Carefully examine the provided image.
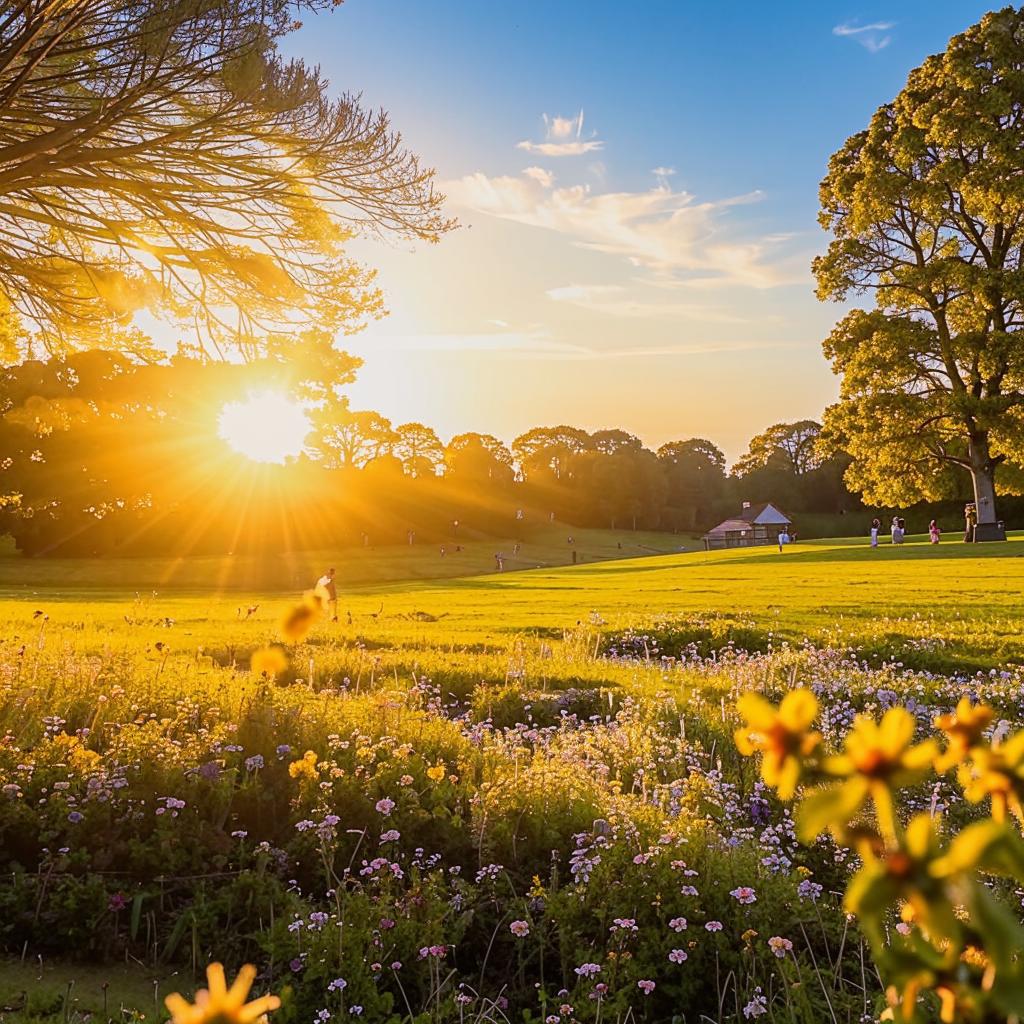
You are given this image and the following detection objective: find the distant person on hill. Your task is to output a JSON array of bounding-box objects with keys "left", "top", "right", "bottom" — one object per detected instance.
[
  {"left": 870, "top": 518, "right": 881, "bottom": 548},
  {"left": 440, "top": 546, "right": 446, "bottom": 557},
  {"left": 315, "top": 568, "right": 338, "bottom": 622},
  {"left": 891, "top": 517, "right": 904, "bottom": 545},
  {"left": 929, "top": 519, "right": 942, "bottom": 544},
  {"left": 777, "top": 528, "right": 790, "bottom": 552},
  {"left": 898, "top": 517, "right": 907, "bottom": 542}
]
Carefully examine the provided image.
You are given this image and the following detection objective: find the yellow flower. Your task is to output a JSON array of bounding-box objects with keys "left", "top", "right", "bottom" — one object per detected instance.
[
  {"left": 827, "top": 709, "right": 937, "bottom": 785},
  {"left": 800, "top": 709, "right": 937, "bottom": 844},
  {"left": 288, "top": 750, "right": 319, "bottom": 781},
  {"left": 250, "top": 646, "right": 288, "bottom": 678},
  {"left": 426, "top": 763, "right": 446, "bottom": 783},
  {"left": 165, "top": 963, "right": 280, "bottom": 1024},
  {"left": 934, "top": 698, "right": 993, "bottom": 771},
  {"left": 734, "top": 689, "right": 821, "bottom": 799},
  {"left": 960, "top": 945, "right": 989, "bottom": 970},
  {"left": 280, "top": 592, "right": 322, "bottom": 643},
  {"left": 844, "top": 814, "right": 958, "bottom": 945},
  {"left": 957, "top": 731, "right": 1024, "bottom": 823}
]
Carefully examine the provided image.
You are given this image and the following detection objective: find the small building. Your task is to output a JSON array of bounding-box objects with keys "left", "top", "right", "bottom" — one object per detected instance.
[{"left": 702, "top": 502, "right": 792, "bottom": 550}]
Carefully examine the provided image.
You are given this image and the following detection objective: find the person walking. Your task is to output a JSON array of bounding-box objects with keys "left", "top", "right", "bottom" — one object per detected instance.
[
  {"left": 870, "top": 518, "right": 880, "bottom": 548},
  {"left": 315, "top": 568, "right": 338, "bottom": 622},
  {"left": 929, "top": 519, "right": 942, "bottom": 544}
]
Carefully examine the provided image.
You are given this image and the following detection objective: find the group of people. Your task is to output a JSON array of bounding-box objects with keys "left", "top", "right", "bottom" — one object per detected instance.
[{"left": 869, "top": 516, "right": 944, "bottom": 547}]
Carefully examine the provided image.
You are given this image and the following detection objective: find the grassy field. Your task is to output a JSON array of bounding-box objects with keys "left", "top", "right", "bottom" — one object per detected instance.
[
  {"left": 0, "top": 525, "right": 690, "bottom": 593},
  {"left": 2, "top": 529, "right": 1022, "bottom": 672},
  {"left": 3, "top": 531, "right": 1024, "bottom": 1022}
]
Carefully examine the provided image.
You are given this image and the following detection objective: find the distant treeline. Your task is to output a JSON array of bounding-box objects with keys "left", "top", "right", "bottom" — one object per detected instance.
[{"left": 0, "top": 350, "right": 982, "bottom": 557}]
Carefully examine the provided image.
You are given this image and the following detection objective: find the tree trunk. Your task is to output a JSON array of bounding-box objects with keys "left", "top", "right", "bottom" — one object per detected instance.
[{"left": 968, "top": 433, "right": 1005, "bottom": 540}]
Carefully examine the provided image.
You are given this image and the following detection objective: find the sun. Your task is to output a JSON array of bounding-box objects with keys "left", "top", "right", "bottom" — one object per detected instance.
[{"left": 217, "top": 390, "right": 311, "bottom": 464}]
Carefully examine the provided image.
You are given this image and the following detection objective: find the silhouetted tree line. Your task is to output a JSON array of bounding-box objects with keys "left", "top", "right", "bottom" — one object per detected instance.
[{"left": 0, "top": 350, "right": 979, "bottom": 557}]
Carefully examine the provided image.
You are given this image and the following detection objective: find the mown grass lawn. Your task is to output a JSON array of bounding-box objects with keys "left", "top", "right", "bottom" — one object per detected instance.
[{"left": 1, "top": 531, "right": 1021, "bottom": 672}]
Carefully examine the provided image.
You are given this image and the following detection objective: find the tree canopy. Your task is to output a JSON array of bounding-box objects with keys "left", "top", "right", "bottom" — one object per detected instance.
[
  {"left": 0, "top": 0, "right": 454, "bottom": 357},
  {"left": 815, "top": 6, "right": 1024, "bottom": 528}
]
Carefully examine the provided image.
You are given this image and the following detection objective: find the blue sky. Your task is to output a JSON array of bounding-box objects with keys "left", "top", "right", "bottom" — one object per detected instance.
[{"left": 286, "top": 1, "right": 997, "bottom": 462}]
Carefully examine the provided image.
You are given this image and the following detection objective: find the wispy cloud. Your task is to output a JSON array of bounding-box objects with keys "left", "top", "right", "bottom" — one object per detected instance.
[
  {"left": 362, "top": 327, "right": 792, "bottom": 361},
  {"left": 833, "top": 20, "right": 894, "bottom": 53},
  {"left": 517, "top": 109, "right": 604, "bottom": 157},
  {"left": 546, "top": 283, "right": 763, "bottom": 323},
  {"left": 446, "top": 168, "right": 802, "bottom": 289}
]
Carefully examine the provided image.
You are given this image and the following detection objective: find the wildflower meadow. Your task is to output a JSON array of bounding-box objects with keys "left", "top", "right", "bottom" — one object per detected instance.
[{"left": 3, "top": 538, "right": 1024, "bottom": 1022}]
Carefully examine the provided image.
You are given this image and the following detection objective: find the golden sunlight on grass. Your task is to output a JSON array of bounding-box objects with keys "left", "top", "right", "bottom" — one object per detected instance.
[{"left": 217, "top": 390, "right": 311, "bottom": 464}]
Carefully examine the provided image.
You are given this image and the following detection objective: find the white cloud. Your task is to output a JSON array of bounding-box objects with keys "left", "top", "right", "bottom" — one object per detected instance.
[
  {"left": 517, "top": 109, "right": 604, "bottom": 157},
  {"left": 447, "top": 169, "right": 800, "bottom": 289},
  {"left": 522, "top": 166, "right": 555, "bottom": 188},
  {"left": 833, "top": 20, "right": 894, "bottom": 53},
  {"left": 545, "top": 112, "right": 583, "bottom": 140}
]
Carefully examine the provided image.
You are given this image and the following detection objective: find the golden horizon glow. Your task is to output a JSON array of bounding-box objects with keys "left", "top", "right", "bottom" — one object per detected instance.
[{"left": 217, "top": 390, "right": 310, "bottom": 464}]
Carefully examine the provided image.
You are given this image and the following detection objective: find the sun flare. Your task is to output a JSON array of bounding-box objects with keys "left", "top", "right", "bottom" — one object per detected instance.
[{"left": 217, "top": 390, "right": 311, "bottom": 464}]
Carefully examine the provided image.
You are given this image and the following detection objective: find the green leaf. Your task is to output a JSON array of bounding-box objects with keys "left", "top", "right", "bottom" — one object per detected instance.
[
  {"left": 942, "top": 820, "right": 1024, "bottom": 879},
  {"left": 129, "top": 892, "right": 145, "bottom": 942},
  {"left": 796, "top": 778, "right": 868, "bottom": 843}
]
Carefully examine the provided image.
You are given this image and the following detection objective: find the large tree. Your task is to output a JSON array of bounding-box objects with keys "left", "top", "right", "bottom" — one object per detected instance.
[
  {"left": 657, "top": 438, "right": 726, "bottom": 528},
  {"left": 308, "top": 407, "right": 396, "bottom": 469},
  {"left": 512, "top": 426, "right": 592, "bottom": 483},
  {"left": 815, "top": 7, "right": 1024, "bottom": 536},
  {"left": 733, "top": 421, "right": 823, "bottom": 478},
  {"left": 445, "top": 433, "right": 513, "bottom": 484},
  {"left": 392, "top": 422, "right": 445, "bottom": 478},
  {"left": 0, "top": 0, "right": 453, "bottom": 356}
]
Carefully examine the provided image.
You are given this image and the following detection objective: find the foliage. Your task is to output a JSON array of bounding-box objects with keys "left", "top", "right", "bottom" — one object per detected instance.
[
  {"left": 733, "top": 421, "right": 824, "bottom": 478},
  {"left": 815, "top": 7, "right": 1024, "bottom": 524},
  {"left": 0, "top": 352, "right": 878, "bottom": 556},
  {"left": 0, "top": 0, "right": 454, "bottom": 355},
  {"left": 737, "top": 690, "right": 1024, "bottom": 1022}
]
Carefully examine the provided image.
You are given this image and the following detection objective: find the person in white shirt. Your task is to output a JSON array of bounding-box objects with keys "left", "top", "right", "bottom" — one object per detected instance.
[{"left": 315, "top": 568, "right": 338, "bottom": 622}]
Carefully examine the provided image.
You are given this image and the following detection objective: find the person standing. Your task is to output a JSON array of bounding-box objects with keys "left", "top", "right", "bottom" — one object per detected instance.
[
  {"left": 870, "top": 518, "right": 880, "bottom": 548},
  {"left": 929, "top": 519, "right": 941, "bottom": 544},
  {"left": 315, "top": 568, "right": 338, "bottom": 622},
  {"left": 964, "top": 503, "right": 977, "bottom": 543},
  {"left": 891, "top": 517, "right": 902, "bottom": 545}
]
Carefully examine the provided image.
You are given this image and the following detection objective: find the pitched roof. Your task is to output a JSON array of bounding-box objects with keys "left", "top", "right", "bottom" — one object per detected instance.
[
  {"left": 703, "top": 518, "right": 756, "bottom": 538},
  {"left": 738, "top": 502, "right": 791, "bottom": 525}
]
